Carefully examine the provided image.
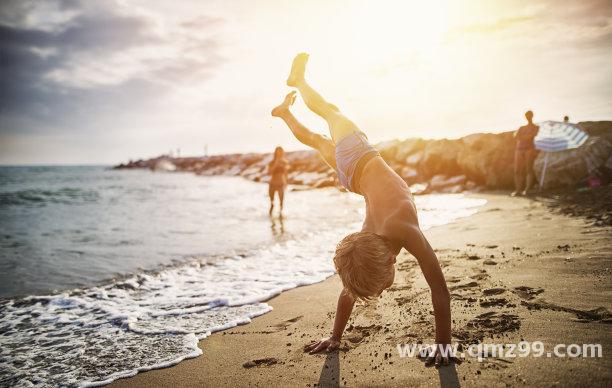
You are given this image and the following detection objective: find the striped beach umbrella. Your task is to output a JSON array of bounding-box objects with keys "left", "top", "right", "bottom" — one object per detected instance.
[
  {"left": 534, "top": 121, "right": 588, "bottom": 152},
  {"left": 534, "top": 121, "right": 589, "bottom": 188}
]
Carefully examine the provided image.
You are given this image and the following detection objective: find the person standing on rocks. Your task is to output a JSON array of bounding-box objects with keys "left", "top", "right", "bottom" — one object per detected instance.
[
  {"left": 268, "top": 146, "right": 289, "bottom": 216},
  {"left": 512, "top": 110, "right": 539, "bottom": 196}
]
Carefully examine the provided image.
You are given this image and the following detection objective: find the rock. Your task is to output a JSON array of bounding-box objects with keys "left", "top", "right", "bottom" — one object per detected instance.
[
  {"left": 405, "top": 150, "right": 424, "bottom": 166},
  {"left": 427, "top": 175, "right": 467, "bottom": 191},
  {"left": 409, "top": 183, "right": 428, "bottom": 195},
  {"left": 113, "top": 121, "right": 612, "bottom": 192},
  {"left": 237, "top": 153, "right": 263, "bottom": 168},
  {"left": 396, "top": 138, "right": 428, "bottom": 161},
  {"left": 418, "top": 139, "right": 463, "bottom": 179},
  {"left": 456, "top": 132, "right": 515, "bottom": 188},
  {"left": 151, "top": 159, "right": 176, "bottom": 172},
  {"left": 579, "top": 121, "right": 612, "bottom": 139},
  {"left": 398, "top": 166, "right": 419, "bottom": 184},
  {"left": 429, "top": 174, "right": 449, "bottom": 186},
  {"left": 225, "top": 165, "right": 243, "bottom": 176},
  {"left": 241, "top": 165, "right": 264, "bottom": 179},
  {"left": 376, "top": 139, "right": 401, "bottom": 161},
  {"left": 314, "top": 176, "right": 336, "bottom": 188},
  {"left": 465, "top": 180, "right": 478, "bottom": 191},
  {"left": 290, "top": 171, "right": 329, "bottom": 186},
  {"left": 442, "top": 184, "right": 464, "bottom": 194},
  {"left": 534, "top": 136, "right": 612, "bottom": 189},
  {"left": 446, "top": 175, "right": 467, "bottom": 185},
  {"left": 377, "top": 138, "right": 430, "bottom": 164}
]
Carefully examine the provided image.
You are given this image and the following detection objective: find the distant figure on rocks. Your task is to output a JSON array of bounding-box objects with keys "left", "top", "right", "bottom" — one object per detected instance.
[
  {"left": 268, "top": 146, "right": 289, "bottom": 215},
  {"left": 512, "top": 110, "right": 539, "bottom": 196},
  {"left": 563, "top": 115, "right": 569, "bottom": 123}
]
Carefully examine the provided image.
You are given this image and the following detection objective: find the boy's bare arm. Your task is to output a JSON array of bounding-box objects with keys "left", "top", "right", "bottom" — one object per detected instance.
[
  {"left": 397, "top": 224, "right": 455, "bottom": 366},
  {"left": 304, "top": 288, "right": 354, "bottom": 354},
  {"left": 400, "top": 225, "right": 451, "bottom": 343},
  {"left": 384, "top": 214, "right": 451, "bottom": 343}
]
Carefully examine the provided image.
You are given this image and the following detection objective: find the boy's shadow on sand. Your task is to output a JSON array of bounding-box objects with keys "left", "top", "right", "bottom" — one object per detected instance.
[
  {"left": 437, "top": 363, "right": 461, "bottom": 388},
  {"left": 420, "top": 356, "right": 461, "bottom": 388},
  {"left": 317, "top": 351, "right": 339, "bottom": 388},
  {"left": 316, "top": 352, "right": 461, "bottom": 388}
]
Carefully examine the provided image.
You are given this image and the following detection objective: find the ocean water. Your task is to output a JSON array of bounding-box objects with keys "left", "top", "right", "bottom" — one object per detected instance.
[{"left": 0, "top": 166, "right": 486, "bottom": 387}]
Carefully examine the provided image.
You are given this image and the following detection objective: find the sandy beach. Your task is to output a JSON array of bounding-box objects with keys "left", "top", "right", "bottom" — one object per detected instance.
[{"left": 110, "top": 189, "right": 611, "bottom": 387}]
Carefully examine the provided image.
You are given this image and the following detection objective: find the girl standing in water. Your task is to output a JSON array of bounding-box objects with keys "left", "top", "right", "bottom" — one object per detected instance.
[{"left": 268, "top": 146, "right": 289, "bottom": 215}]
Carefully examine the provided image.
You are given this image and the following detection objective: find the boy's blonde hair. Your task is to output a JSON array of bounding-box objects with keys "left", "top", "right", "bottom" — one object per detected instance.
[{"left": 333, "top": 231, "right": 394, "bottom": 301}]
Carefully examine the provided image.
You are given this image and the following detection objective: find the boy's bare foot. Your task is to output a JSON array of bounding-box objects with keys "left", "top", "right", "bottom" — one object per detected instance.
[
  {"left": 286, "top": 53, "right": 309, "bottom": 87},
  {"left": 271, "top": 91, "right": 297, "bottom": 117}
]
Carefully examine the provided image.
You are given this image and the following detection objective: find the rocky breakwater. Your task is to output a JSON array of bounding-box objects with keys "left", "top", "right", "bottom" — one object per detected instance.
[
  {"left": 114, "top": 121, "right": 611, "bottom": 193},
  {"left": 114, "top": 151, "right": 338, "bottom": 190}
]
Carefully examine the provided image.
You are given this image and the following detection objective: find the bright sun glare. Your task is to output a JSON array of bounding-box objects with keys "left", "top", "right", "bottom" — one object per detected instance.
[{"left": 307, "top": 1, "right": 451, "bottom": 71}]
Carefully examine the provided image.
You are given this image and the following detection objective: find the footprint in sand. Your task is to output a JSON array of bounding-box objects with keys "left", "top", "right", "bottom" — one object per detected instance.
[
  {"left": 343, "top": 324, "right": 382, "bottom": 345},
  {"left": 271, "top": 315, "right": 303, "bottom": 331},
  {"left": 397, "top": 261, "right": 417, "bottom": 271},
  {"left": 394, "top": 295, "right": 414, "bottom": 306},
  {"left": 480, "top": 298, "right": 514, "bottom": 308},
  {"left": 387, "top": 284, "right": 412, "bottom": 292},
  {"left": 454, "top": 312, "right": 521, "bottom": 344},
  {"left": 470, "top": 269, "right": 489, "bottom": 281},
  {"left": 482, "top": 287, "right": 506, "bottom": 296},
  {"left": 445, "top": 276, "right": 462, "bottom": 283},
  {"left": 450, "top": 281, "right": 479, "bottom": 291},
  {"left": 511, "top": 286, "right": 544, "bottom": 300},
  {"left": 242, "top": 358, "right": 279, "bottom": 368},
  {"left": 521, "top": 299, "right": 611, "bottom": 322}
]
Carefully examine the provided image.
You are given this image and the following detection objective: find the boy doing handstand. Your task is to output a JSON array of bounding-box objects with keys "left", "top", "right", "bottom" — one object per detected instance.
[{"left": 272, "top": 54, "right": 453, "bottom": 365}]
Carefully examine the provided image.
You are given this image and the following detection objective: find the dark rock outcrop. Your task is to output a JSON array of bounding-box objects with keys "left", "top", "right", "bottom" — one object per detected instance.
[{"left": 114, "top": 121, "right": 612, "bottom": 193}]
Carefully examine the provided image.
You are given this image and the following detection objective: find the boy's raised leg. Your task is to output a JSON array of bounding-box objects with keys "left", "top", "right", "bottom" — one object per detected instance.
[
  {"left": 271, "top": 92, "right": 336, "bottom": 169},
  {"left": 286, "top": 53, "right": 359, "bottom": 143}
]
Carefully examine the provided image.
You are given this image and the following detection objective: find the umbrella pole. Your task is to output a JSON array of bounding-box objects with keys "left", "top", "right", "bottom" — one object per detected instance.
[{"left": 539, "top": 152, "right": 549, "bottom": 190}]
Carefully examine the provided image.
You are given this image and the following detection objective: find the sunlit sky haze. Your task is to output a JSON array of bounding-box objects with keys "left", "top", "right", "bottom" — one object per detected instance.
[{"left": 1, "top": 0, "right": 611, "bottom": 164}]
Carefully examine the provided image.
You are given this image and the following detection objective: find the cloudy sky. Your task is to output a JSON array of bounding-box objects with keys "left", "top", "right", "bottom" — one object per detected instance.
[{"left": 1, "top": 0, "right": 611, "bottom": 164}]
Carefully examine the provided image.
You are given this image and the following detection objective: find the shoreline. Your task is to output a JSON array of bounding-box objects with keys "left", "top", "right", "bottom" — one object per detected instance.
[{"left": 111, "top": 191, "right": 612, "bottom": 387}]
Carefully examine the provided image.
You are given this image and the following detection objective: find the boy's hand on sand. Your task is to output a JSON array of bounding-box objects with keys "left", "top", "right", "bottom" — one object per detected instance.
[{"left": 304, "top": 337, "right": 340, "bottom": 354}]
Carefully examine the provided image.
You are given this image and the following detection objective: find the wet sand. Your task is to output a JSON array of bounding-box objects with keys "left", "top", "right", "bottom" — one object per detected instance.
[{"left": 111, "top": 192, "right": 612, "bottom": 387}]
